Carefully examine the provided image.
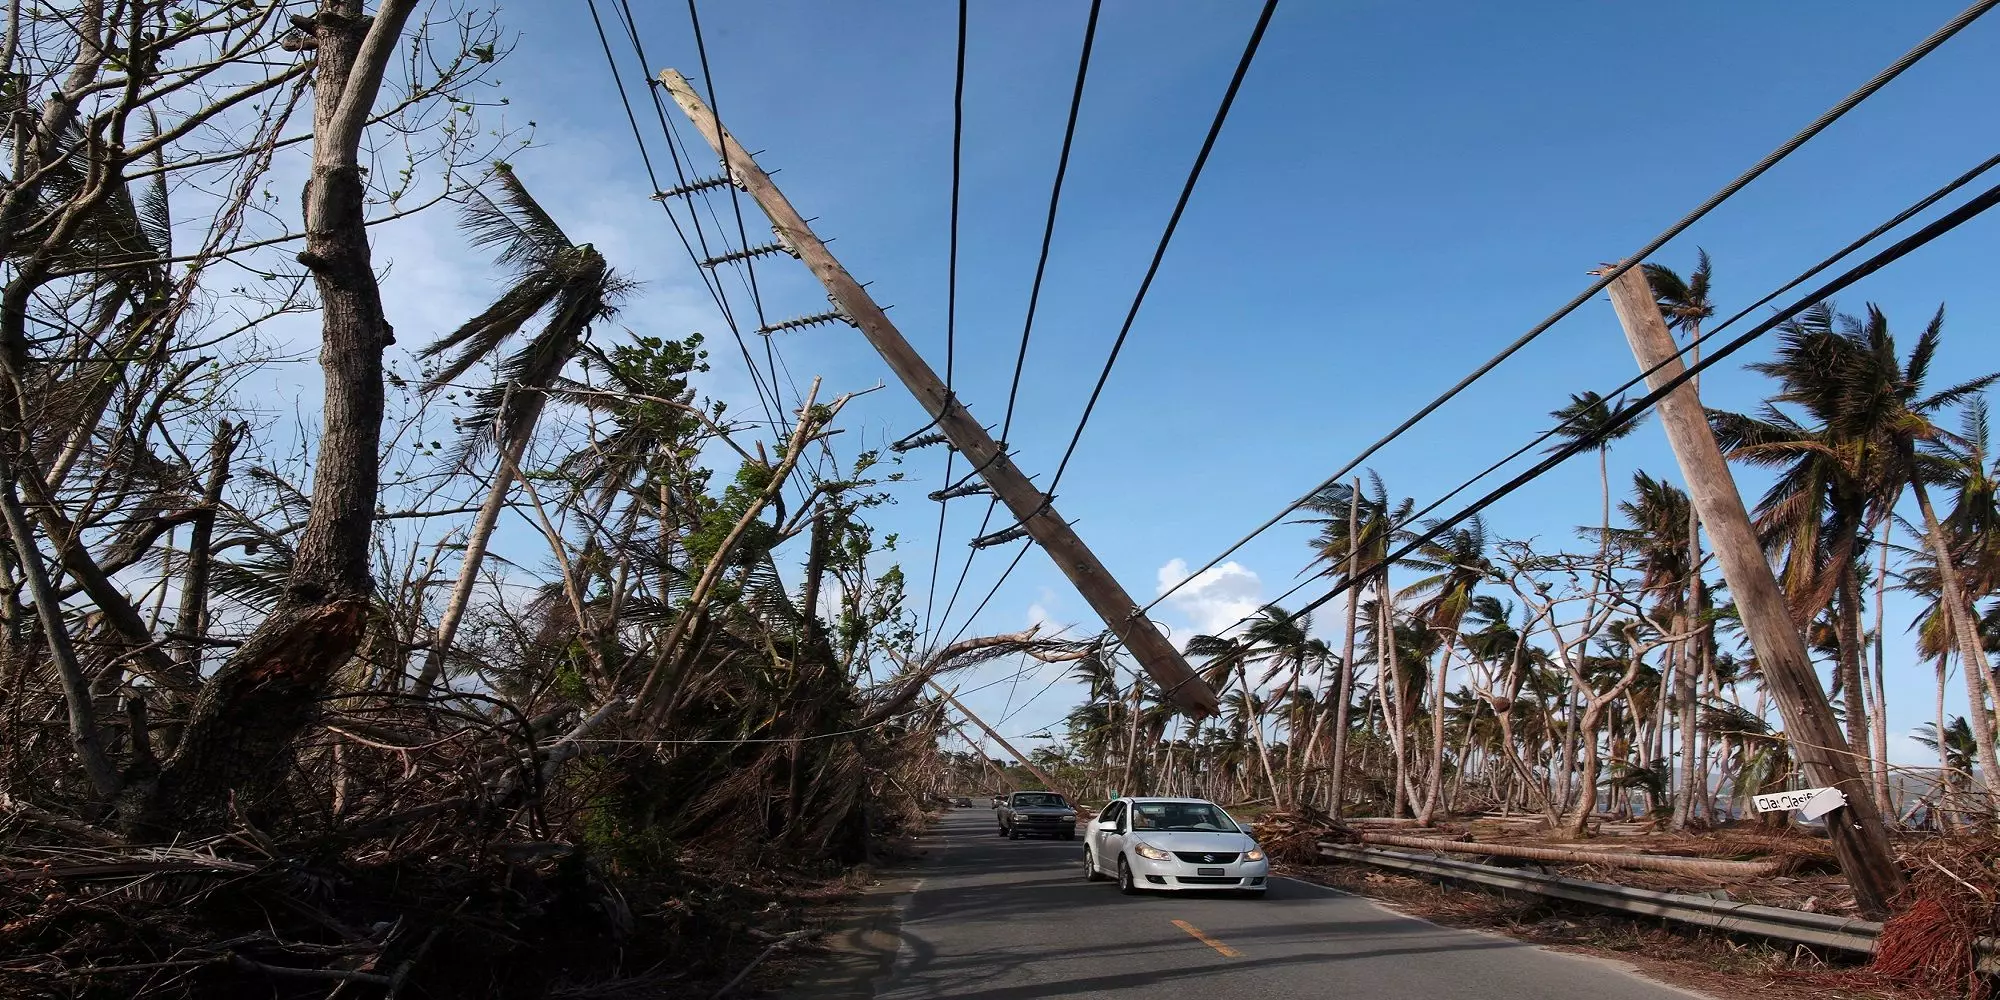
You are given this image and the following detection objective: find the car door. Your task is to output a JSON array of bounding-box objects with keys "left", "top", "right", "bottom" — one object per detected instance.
[{"left": 1092, "top": 801, "right": 1126, "bottom": 867}]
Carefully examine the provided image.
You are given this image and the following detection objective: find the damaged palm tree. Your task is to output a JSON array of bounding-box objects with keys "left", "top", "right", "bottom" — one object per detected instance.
[{"left": 415, "top": 163, "right": 631, "bottom": 694}]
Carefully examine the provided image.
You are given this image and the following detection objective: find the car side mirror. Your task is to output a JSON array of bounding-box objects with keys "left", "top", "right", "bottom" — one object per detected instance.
[{"left": 1095, "top": 820, "right": 1118, "bottom": 832}]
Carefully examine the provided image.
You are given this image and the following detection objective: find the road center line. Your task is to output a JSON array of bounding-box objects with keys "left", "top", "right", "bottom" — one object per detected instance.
[{"left": 1171, "top": 919, "right": 1243, "bottom": 959}]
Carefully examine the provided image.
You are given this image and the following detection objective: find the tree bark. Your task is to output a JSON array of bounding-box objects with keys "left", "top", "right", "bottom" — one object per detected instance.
[
  {"left": 1328, "top": 480, "right": 1360, "bottom": 816},
  {"left": 414, "top": 396, "right": 540, "bottom": 694},
  {"left": 1835, "top": 564, "right": 1873, "bottom": 802},
  {"left": 122, "top": 0, "right": 417, "bottom": 836},
  {"left": 1910, "top": 480, "right": 2000, "bottom": 804}
]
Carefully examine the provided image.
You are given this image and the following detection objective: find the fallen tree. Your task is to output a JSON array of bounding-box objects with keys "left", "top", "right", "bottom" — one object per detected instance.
[{"left": 1354, "top": 832, "right": 1779, "bottom": 877}]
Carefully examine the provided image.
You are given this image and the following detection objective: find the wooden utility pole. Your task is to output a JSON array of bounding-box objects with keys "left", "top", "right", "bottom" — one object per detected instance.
[
  {"left": 943, "top": 715, "right": 1015, "bottom": 792},
  {"left": 1602, "top": 265, "right": 1904, "bottom": 918},
  {"left": 660, "top": 69, "right": 1217, "bottom": 718},
  {"left": 928, "top": 680, "right": 1068, "bottom": 798}
]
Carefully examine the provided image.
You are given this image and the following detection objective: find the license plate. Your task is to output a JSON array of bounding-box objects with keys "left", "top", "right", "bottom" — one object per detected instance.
[{"left": 1197, "top": 867, "right": 1225, "bottom": 876}]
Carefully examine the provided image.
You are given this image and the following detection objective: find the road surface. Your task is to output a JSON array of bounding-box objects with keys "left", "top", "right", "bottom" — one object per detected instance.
[{"left": 870, "top": 807, "right": 1699, "bottom": 1000}]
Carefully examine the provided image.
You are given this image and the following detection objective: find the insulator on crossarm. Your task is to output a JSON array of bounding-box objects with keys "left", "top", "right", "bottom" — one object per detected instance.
[
  {"left": 972, "top": 524, "right": 1031, "bottom": 549},
  {"left": 928, "top": 482, "right": 990, "bottom": 502},
  {"left": 701, "top": 240, "right": 792, "bottom": 268},
  {"left": 891, "top": 432, "right": 950, "bottom": 453},
  {"left": 652, "top": 174, "right": 733, "bottom": 200},
  {"left": 757, "top": 310, "right": 850, "bottom": 336}
]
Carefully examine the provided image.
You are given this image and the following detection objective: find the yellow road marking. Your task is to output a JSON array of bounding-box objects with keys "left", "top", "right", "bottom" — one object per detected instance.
[{"left": 1171, "top": 919, "right": 1243, "bottom": 958}]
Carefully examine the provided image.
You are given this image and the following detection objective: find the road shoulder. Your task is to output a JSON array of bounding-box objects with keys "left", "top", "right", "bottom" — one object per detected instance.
[{"left": 775, "top": 826, "right": 948, "bottom": 999}]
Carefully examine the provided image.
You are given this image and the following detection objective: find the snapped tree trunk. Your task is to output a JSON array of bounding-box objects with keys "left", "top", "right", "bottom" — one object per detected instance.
[{"left": 414, "top": 394, "right": 543, "bottom": 694}]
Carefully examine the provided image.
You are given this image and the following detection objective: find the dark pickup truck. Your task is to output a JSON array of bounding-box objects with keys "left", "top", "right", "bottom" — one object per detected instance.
[{"left": 997, "top": 791, "right": 1077, "bottom": 840}]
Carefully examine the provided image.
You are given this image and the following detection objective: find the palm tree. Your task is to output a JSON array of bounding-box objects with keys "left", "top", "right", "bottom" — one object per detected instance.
[
  {"left": 1548, "top": 390, "right": 1648, "bottom": 564},
  {"left": 1239, "top": 604, "right": 1332, "bottom": 802},
  {"left": 1716, "top": 301, "right": 2000, "bottom": 803},
  {"left": 1185, "top": 632, "right": 1284, "bottom": 806},
  {"left": 1612, "top": 471, "right": 1709, "bottom": 826},
  {"left": 1921, "top": 399, "right": 2000, "bottom": 801},
  {"left": 1914, "top": 717, "right": 1979, "bottom": 829},
  {"left": 1300, "top": 472, "right": 1413, "bottom": 815},
  {"left": 1647, "top": 252, "right": 1719, "bottom": 831},
  {"left": 1401, "top": 516, "right": 1492, "bottom": 824},
  {"left": 415, "top": 165, "right": 631, "bottom": 693}
]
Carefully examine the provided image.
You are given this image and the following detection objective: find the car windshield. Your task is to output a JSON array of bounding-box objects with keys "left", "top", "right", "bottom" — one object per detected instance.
[
  {"left": 1129, "top": 802, "right": 1237, "bottom": 832},
  {"left": 1012, "top": 794, "right": 1067, "bottom": 808}
]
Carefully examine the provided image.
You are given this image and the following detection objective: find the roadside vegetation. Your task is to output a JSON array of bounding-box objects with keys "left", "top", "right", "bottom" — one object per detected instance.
[{"left": 0, "top": 4, "right": 1058, "bottom": 997}]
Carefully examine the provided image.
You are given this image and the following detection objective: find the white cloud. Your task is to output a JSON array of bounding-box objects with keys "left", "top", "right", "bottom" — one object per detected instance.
[
  {"left": 1025, "top": 587, "right": 1057, "bottom": 634},
  {"left": 1156, "top": 558, "right": 1263, "bottom": 640}
]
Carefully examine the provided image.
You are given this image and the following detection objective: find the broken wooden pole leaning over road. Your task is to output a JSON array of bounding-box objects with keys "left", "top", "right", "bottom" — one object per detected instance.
[
  {"left": 1602, "top": 264, "right": 1904, "bottom": 919},
  {"left": 929, "top": 680, "right": 1068, "bottom": 800},
  {"left": 658, "top": 68, "right": 1217, "bottom": 718}
]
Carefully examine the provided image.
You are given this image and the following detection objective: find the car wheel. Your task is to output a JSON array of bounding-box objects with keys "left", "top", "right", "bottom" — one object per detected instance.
[
  {"left": 1117, "top": 856, "right": 1141, "bottom": 896},
  {"left": 1084, "top": 850, "right": 1108, "bottom": 882},
  {"left": 1061, "top": 831, "right": 1075, "bottom": 841}
]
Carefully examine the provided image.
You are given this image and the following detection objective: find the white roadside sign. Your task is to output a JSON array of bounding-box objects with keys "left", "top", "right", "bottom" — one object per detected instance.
[{"left": 1751, "top": 786, "right": 1847, "bottom": 821}]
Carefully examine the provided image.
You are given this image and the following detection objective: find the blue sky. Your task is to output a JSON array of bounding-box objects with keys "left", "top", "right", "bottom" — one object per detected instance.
[{"left": 364, "top": 1, "right": 2000, "bottom": 768}]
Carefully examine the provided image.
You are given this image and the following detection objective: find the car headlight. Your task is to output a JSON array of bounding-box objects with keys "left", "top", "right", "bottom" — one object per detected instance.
[
  {"left": 1243, "top": 848, "right": 1266, "bottom": 862},
  {"left": 1060, "top": 813, "right": 1076, "bottom": 821},
  {"left": 1132, "top": 842, "right": 1172, "bottom": 861}
]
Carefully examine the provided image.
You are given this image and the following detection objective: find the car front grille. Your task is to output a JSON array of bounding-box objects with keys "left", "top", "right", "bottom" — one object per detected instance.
[
  {"left": 1174, "top": 876, "right": 1243, "bottom": 885},
  {"left": 1172, "top": 851, "right": 1239, "bottom": 864}
]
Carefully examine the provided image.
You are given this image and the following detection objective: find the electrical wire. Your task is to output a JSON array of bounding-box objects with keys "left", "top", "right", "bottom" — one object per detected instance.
[
  {"left": 1276, "top": 175, "right": 2000, "bottom": 635},
  {"left": 1000, "top": 0, "right": 1103, "bottom": 444},
  {"left": 926, "top": 0, "right": 1105, "bottom": 653},
  {"left": 684, "top": 0, "right": 785, "bottom": 408},
  {"left": 920, "top": 0, "right": 971, "bottom": 652},
  {"left": 1143, "top": 0, "right": 2000, "bottom": 616},
  {"left": 1045, "top": 0, "right": 1280, "bottom": 494},
  {"left": 589, "top": 0, "right": 785, "bottom": 437},
  {"left": 1132, "top": 148, "right": 2000, "bottom": 657},
  {"left": 933, "top": 0, "right": 1276, "bottom": 652}
]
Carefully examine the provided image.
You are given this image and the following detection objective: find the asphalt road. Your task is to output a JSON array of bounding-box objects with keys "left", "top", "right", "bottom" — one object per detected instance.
[{"left": 873, "top": 807, "right": 1700, "bottom": 1000}]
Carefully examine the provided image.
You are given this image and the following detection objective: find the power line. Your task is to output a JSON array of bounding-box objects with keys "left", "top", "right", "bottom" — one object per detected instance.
[
  {"left": 1144, "top": 0, "right": 2000, "bottom": 616},
  {"left": 1000, "top": 0, "right": 1103, "bottom": 442},
  {"left": 932, "top": 0, "right": 1277, "bottom": 652},
  {"left": 1133, "top": 149, "right": 2000, "bottom": 662},
  {"left": 920, "top": 0, "right": 970, "bottom": 652},
  {"left": 927, "top": 1, "right": 1106, "bottom": 651},
  {"left": 1279, "top": 175, "right": 2000, "bottom": 637},
  {"left": 587, "top": 0, "right": 785, "bottom": 437},
  {"left": 1045, "top": 0, "right": 1280, "bottom": 494},
  {"left": 683, "top": 0, "right": 786, "bottom": 409}
]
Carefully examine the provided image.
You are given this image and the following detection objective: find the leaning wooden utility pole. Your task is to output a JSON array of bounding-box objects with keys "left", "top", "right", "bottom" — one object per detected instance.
[
  {"left": 943, "top": 716, "right": 1015, "bottom": 792},
  {"left": 929, "top": 680, "right": 1067, "bottom": 798},
  {"left": 660, "top": 69, "right": 1218, "bottom": 718},
  {"left": 1602, "top": 265, "right": 1904, "bottom": 918}
]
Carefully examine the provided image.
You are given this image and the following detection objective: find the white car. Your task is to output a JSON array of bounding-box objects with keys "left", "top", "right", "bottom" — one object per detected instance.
[{"left": 1081, "top": 797, "right": 1269, "bottom": 897}]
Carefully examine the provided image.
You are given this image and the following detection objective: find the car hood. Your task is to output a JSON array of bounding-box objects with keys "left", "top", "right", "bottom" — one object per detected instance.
[{"left": 1126, "top": 830, "right": 1256, "bottom": 853}]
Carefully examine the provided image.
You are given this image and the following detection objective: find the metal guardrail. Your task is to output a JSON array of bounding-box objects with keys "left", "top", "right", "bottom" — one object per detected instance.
[{"left": 1317, "top": 842, "right": 1998, "bottom": 973}]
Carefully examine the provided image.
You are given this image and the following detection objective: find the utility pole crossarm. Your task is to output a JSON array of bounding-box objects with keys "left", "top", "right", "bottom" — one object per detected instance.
[{"left": 659, "top": 67, "right": 1217, "bottom": 717}]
